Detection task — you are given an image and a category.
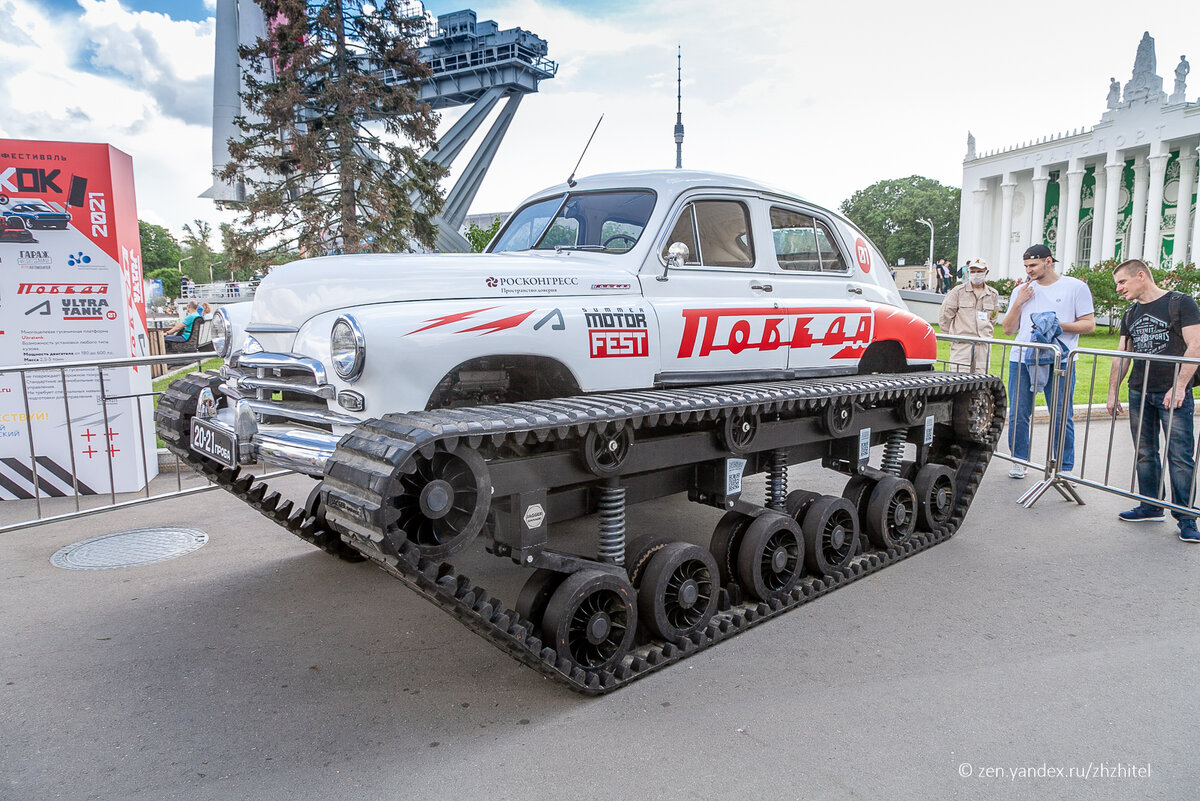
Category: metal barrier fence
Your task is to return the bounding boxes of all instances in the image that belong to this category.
[0,352,285,535]
[3,334,1197,535]
[938,333,1200,518]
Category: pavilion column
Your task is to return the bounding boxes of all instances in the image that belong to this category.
[1030,170,1049,250]
[1101,156,1124,260]
[1128,155,1150,258]
[1060,161,1085,270]
[1176,144,1198,266]
[998,177,1017,275]
[1143,149,1170,267]
[971,185,989,262]
[1089,162,1106,267]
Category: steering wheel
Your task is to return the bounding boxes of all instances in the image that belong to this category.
[601,233,637,250]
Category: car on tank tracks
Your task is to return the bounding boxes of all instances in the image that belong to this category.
[157,170,1003,693]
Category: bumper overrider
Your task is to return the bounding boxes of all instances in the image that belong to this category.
[186,351,362,476]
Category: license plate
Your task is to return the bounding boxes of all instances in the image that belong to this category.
[190,418,237,468]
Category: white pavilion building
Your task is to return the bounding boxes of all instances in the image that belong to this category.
[959,32,1200,279]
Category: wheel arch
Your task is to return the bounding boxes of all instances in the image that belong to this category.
[426,353,584,409]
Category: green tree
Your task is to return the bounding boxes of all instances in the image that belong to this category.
[839,176,961,268]
[464,216,503,253]
[219,0,445,268]
[138,221,183,273]
[145,267,182,300]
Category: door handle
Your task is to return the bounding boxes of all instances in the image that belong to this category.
[846,285,863,294]
[751,283,773,292]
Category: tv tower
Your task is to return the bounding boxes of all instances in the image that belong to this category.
[674,45,684,169]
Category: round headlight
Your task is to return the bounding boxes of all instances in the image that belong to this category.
[330,315,365,381]
[212,307,230,358]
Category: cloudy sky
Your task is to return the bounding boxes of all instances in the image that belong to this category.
[3,0,1199,242]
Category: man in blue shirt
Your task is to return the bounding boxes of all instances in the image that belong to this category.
[164,301,202,343]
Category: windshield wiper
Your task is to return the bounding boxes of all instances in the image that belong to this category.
[552,245,606,252]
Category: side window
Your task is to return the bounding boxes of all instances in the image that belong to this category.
[770,207,820,271]
[694,200,754,268]
[814,220,847,272]
[661,205,699,264]
[661,200,754,268]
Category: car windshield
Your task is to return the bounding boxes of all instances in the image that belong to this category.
[16,202,52,212]
[490,190,656,254]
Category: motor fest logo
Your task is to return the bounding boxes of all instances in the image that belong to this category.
[676,307,873,359]
[586,307,649,358]
[17,282,107,295]
[16,249,51,269]
[486,276,580,296]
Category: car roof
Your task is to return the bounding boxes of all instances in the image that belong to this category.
[527,169,817,208]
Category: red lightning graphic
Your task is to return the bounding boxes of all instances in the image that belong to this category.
[457,310,537,335]
[407,307,499,335]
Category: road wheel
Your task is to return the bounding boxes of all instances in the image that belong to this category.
[864,476,917,549]
[802,496,860,576]
[543,569,637,672]
[638,542,719,641]
[736,512,804,600]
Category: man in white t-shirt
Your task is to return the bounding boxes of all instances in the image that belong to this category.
[1001,244,1096,478]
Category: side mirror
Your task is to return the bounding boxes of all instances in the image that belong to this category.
[659,242,689,282]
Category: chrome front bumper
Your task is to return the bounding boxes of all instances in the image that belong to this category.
[198,398,353,477]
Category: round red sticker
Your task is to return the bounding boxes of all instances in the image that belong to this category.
[106,310,117,320]
[854,238,871,273]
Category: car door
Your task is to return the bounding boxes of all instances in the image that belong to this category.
[642,194,791,383]
[765,205,873,374]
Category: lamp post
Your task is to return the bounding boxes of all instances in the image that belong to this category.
[916,218,935,267]
[177,255,193,273]
[209,262,221,284]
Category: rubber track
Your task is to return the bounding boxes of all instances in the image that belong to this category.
[158,371,1004,694]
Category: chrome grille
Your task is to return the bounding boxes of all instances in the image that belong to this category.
[221,351,360,427]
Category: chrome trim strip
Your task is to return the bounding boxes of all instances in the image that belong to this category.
[243,398,361,426]
[244,323,301,334]
[653,365,859,386]
[234,352,328,384]
[234,375,336,400]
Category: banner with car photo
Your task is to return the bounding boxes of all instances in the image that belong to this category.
[0,139,156,499]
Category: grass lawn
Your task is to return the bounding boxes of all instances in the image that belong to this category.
[934,325,1150,407]
[152,357,223,447]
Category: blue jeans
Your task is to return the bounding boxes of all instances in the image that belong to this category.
[1007,358,1075,471]
[1128,390,1196,521]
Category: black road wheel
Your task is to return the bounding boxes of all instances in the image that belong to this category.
[913,463,956,531]
[802,496,860,576]
[736,512,804,600]
[389,444,490,559]
[953,388,996,443]
[638,542,719,641]
[899,393,927,425]
[823,400,855,436]
[864,476,918,549]
[543,569,637,671]
[841,474,876,522]
[720,410,759,454]
[581,424,633,476]
[625,535,673,587]
[709,510,755,585]
[784,489,822,523]
[517,568,566,628]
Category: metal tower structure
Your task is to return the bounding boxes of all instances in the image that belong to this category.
[202,1,556,252]
[674,45,684,169]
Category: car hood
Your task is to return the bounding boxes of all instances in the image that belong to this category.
[248,252,643,327]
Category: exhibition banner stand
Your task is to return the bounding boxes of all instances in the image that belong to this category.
[0,139,156,499]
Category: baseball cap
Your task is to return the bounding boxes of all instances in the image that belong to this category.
[1022,244,1057,262]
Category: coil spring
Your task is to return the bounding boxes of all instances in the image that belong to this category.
[882,430,906,476]
[766,449,788,510]
[597,485,627,566]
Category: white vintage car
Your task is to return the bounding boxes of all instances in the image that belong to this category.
[199,170,936,475]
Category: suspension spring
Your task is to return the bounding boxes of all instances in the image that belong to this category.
[766,449,788,511]
[882,430,906,476]
[597,484,627,566]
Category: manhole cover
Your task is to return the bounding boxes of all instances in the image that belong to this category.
[50,527,208,570]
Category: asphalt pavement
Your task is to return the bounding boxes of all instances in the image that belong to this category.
[2,454,1197,801]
